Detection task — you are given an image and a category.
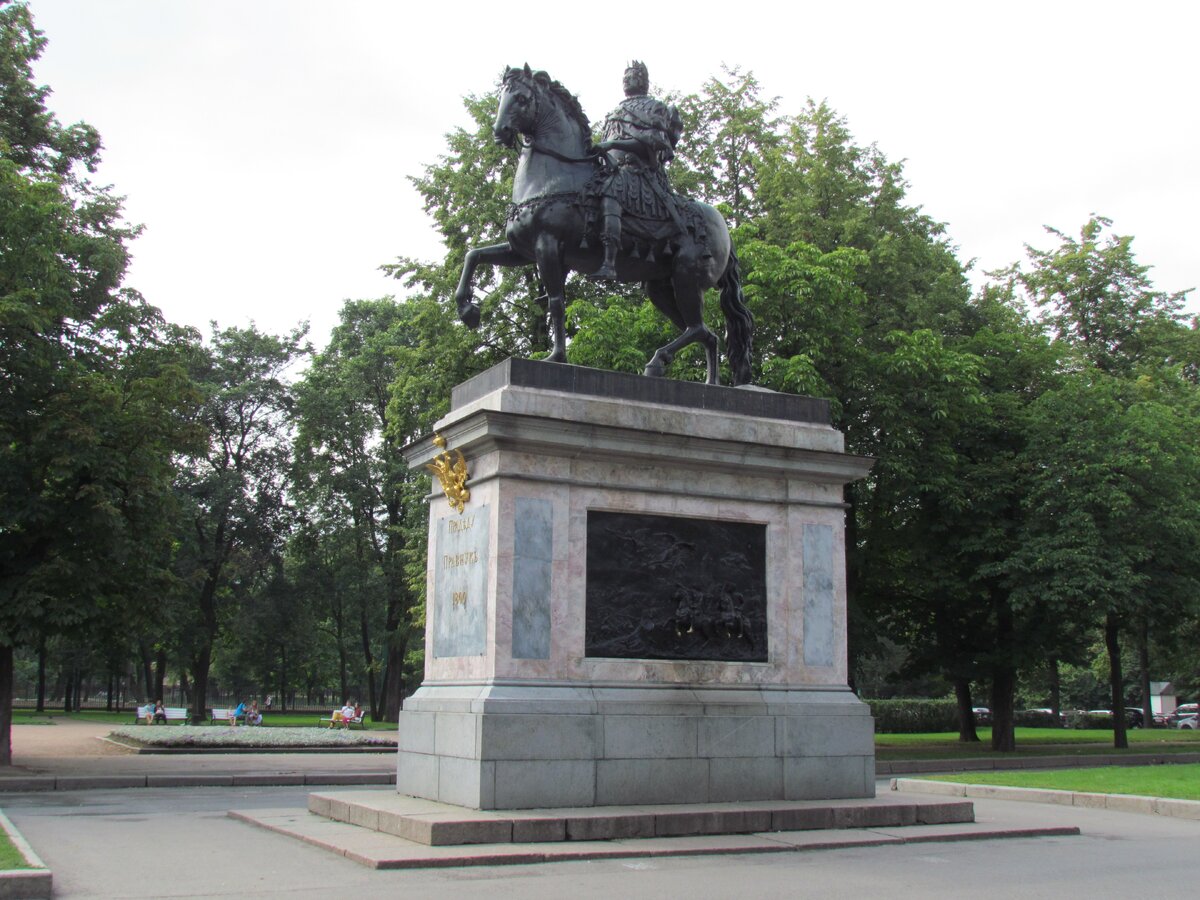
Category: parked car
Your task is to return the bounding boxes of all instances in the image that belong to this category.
[1168,703,1198,727]
[1177,715,1198,731]
[972,706,992,725]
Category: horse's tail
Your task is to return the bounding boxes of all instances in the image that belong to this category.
[718,246,754,386]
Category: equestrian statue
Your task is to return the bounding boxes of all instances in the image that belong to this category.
[454,63,753,386]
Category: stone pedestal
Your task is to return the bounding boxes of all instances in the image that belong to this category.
[399,359,874,810]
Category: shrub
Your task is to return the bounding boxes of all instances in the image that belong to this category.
[1063,710,1114,730]
[1014,710,1062,728]
[866,698,958,734]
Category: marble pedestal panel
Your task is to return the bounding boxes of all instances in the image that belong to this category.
[400,360,874,810]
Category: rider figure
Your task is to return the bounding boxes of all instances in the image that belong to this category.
[592,61,683,279]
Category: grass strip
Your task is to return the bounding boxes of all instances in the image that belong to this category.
[925,763,1200,801]
[876,727,1200,759]
[0,828,31,870]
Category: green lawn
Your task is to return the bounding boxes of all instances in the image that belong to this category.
[0,829,31,870]
[926,763,1200,801]
[876,727,1200,759]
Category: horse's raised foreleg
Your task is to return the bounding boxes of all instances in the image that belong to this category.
[454,242,526,329]
[643,276,720,385]
[534,233,568,363]
[644,325,719,383]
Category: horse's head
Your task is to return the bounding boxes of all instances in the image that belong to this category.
[495,64,542,149]
[495,65,591,152]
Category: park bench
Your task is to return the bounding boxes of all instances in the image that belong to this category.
[209,707,245,725]
[318,711,365,729]
[134,705,189,724]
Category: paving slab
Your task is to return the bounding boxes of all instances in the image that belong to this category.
[229,805,1078,870]
[308,789,977,846]
[893,777,1200,821]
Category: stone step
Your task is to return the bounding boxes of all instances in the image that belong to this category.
[229,804,1080,871]
[306,789,976,846]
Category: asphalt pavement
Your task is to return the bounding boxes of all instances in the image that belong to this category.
[1,782,1195,899]
[2,720,1197,898]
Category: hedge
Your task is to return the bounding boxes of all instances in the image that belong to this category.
[866,698,957,734]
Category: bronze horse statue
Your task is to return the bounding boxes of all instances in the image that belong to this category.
[454,66,753,386]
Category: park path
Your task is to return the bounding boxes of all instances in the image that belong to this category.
[1,718,395,783]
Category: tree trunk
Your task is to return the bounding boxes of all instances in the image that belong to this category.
[1137,619,1152,728]
[190,646,212,725]
[990,667,1017,751]
[62,665,73,713]
[154,648,167,703]
[990,597,1017,752]
[1106,612,1128,749]
[359,604,378,720]
[0,645,13,766]
[382,641,406,723]
[1047,657,1061,718]
[106,671,114,712]
[35,637,46,713]
[954,678,980,743]
[138,642,154,701]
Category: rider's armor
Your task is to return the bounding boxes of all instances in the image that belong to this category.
[591,63,684,278]
[599,95,680,220]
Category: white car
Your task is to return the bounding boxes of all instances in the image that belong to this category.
[1178,714,1198,730]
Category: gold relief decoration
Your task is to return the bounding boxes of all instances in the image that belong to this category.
[426,433,470,514]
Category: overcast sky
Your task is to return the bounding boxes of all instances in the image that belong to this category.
[27,0,1199,347]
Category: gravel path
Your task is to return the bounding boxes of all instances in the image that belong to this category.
[10,719,129,760]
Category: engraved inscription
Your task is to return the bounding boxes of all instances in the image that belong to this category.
[443,550,479,568]
[433,504,489,657]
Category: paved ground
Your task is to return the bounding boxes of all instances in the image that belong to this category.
[2,722,1198,897]
[2,784,1196,898]
[1,721,393,782]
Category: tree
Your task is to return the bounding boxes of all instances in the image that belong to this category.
[674,67,780,228]
[171,324,307,724]
[293,299,427,720]
[1022,216,1191,376]
[0,1,200,763]
[1004,369,1200,747]
[998,218,1199,748]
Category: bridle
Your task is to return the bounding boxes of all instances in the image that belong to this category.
[502,74,600,165]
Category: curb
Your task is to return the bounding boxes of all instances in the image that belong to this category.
[891,777,1200,821]
[0,772,396,793]
[0,809,51,900]
[878,751,1200,776]
[100,736,396,755]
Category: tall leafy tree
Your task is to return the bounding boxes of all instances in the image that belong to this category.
[293,298,427,720]
[171,324,307,723]
[0,1,200,762]
[996,218,1198,747]
[674,66,780,227]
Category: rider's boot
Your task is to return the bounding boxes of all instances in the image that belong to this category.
[591,213,621,279]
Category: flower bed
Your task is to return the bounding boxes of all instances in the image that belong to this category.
[109,726,396,749]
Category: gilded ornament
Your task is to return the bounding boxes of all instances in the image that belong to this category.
[426,433,471,514]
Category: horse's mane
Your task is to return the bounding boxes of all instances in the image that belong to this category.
[502,65,591,138]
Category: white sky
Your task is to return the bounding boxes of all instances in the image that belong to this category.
[27,0,1200,347]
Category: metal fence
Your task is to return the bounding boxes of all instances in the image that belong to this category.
[10,676,344,714]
